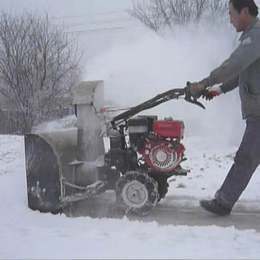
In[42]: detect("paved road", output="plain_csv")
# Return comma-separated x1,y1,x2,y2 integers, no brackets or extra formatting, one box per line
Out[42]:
65,193,260,232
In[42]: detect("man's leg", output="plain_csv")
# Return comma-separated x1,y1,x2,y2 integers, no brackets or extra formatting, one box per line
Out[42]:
201,115,260,214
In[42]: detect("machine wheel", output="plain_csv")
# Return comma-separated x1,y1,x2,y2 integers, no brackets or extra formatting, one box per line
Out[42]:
116,171,159,216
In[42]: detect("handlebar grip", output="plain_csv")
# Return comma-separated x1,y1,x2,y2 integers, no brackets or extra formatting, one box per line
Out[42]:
185,82,206,109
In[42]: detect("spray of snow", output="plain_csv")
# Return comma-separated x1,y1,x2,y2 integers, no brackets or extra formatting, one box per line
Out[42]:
33,115,77,133
84,23,244,147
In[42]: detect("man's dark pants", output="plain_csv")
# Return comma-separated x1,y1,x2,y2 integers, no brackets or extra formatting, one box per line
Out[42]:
215,115,260,209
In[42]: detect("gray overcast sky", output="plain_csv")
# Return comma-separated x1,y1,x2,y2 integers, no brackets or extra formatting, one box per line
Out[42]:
0,0,132,17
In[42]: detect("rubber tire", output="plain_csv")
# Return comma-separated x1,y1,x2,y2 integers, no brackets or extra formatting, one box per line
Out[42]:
116,171,159,216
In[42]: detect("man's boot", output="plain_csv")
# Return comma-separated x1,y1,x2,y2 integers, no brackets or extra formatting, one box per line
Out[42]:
200,199,231,216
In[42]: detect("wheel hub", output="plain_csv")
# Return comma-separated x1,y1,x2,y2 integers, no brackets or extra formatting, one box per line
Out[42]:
121,180,148,208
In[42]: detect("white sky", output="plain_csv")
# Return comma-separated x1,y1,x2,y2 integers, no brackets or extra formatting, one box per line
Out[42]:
0,0,140,64
0,0,132,16
1,0,260,62
1,0,260,15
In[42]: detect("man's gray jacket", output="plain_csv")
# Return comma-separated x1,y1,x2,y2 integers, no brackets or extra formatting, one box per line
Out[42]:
201,17,260,119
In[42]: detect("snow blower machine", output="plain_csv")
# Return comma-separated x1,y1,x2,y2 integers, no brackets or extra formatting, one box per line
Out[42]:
25,81,205,216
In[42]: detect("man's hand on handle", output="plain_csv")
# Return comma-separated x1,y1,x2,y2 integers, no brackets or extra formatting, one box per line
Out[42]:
189,82,207,99
189,82,222,100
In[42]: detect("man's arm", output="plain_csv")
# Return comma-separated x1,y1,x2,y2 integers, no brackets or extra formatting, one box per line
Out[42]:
201,76,238,100
220,75,239,93
189,75,239,99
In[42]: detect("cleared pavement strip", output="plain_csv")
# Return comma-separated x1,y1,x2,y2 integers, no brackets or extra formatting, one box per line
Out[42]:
65,192,260,232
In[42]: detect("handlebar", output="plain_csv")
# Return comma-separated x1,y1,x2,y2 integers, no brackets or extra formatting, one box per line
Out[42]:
110,82,205,128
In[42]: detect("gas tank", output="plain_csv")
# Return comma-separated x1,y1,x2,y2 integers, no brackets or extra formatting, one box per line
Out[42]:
152,120,184,139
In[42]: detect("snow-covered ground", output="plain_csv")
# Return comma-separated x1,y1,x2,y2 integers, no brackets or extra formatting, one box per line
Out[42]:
1,132,260,259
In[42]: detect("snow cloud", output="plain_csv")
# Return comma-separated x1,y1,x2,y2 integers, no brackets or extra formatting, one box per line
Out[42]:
84,23,244,146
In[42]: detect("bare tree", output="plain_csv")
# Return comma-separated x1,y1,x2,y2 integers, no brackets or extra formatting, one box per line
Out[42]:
0,11,81,133
129,0,228,33
129,0,167,32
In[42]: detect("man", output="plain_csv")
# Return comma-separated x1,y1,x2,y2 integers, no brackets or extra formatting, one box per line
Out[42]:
189,0,260,216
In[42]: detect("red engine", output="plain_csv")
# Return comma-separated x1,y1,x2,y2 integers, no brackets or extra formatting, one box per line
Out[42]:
128,117,185,173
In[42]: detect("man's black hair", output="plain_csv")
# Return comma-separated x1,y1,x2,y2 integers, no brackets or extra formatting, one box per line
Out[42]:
229,0,259,16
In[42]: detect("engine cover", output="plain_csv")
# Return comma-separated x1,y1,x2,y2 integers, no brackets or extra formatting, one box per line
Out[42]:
139,140,184,173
